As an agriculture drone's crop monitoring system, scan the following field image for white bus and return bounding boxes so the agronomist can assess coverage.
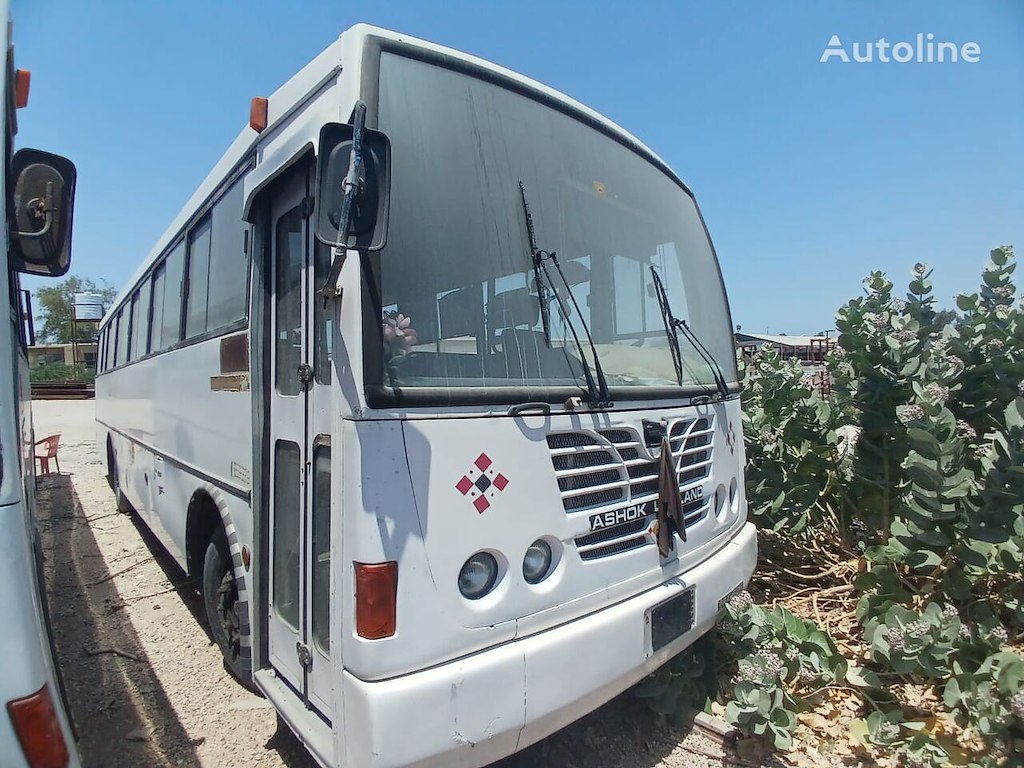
[0,2,81,766]
[95,24,756,768]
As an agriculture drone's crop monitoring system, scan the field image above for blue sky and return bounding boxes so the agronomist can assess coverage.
[14,1,1023,334]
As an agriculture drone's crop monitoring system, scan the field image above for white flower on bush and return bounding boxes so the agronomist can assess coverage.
[946,355,965,372]
[955,420,977,441]
[868,313,889,330]
[886,624,906,652]
[735,651,785,685]
[891,298,907,312]
[876,720,900,742]
[727,590,753,613]
[924,383,950,404]
[898,404,925,425]
[989,625,1009,646]
[893,329,916,343]
[973,443,996,462]
[1010,689,1024,721]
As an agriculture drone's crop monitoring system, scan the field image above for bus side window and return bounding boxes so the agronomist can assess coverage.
[160,242,185,350]
[136,278,153,358]
[127,290,142,362]
[115,308,129,367]
[185,217,213,339]
[312,441,331,653]
[149,266,165,353]
[206,177,247,331]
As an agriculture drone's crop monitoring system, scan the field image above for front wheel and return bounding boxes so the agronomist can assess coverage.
[202,527,254,690]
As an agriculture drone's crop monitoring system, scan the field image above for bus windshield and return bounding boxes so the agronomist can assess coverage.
[371,51,737,399]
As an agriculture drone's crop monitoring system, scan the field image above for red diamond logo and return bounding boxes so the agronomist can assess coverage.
[457,453,509,514]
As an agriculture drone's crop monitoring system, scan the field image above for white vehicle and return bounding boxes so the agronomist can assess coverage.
[0,2,81,766]
[95,25,756,768]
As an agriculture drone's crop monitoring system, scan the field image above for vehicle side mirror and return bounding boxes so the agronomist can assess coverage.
[315,122,390,251]
[9,148,76,276]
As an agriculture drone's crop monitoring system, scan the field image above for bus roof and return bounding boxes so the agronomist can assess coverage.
[104,24,669,322]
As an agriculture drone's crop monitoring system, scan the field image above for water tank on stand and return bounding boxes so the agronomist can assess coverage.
[73,292,104,320]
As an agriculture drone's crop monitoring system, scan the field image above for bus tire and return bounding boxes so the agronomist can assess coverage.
[109,449,131,515]
[202,526,252,688]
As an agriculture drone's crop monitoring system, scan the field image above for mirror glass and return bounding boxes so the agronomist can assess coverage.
[10,148,76,276]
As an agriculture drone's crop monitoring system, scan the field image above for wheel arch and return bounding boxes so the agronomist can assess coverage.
[185,486,254,684]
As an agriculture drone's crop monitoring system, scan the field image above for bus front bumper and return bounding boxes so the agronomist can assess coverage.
[340,521,757,768]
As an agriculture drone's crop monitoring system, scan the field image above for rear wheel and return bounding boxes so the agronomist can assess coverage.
[202,526,254,689]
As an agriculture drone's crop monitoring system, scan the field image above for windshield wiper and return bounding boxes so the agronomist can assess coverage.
[649,266,730,400]
[519,181,612,408]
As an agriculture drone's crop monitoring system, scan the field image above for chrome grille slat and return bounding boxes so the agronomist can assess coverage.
[557,469,622,492]
[548,444,616,457]
[574,516,650,547]
[559,477,630,499]
[578,535,648,561]
[564,488,625,511]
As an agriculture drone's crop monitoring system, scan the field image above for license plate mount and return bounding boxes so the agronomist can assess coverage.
[649,588,695,652]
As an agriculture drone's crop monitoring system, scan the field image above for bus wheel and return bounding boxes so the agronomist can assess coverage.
[202,527,251,687]
[109,449,131,515]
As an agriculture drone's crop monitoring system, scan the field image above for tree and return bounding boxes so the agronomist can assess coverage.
[34,276,117,344]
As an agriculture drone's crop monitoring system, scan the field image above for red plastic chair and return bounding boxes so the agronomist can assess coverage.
[34,434,61,475]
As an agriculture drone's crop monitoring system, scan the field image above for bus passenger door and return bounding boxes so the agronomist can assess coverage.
[266,162,333,719]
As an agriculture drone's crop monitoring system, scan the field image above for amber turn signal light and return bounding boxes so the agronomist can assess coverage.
[7,683,70,768]
[14,69,30,109]
[355,561,397,639]
[250,96,268,133]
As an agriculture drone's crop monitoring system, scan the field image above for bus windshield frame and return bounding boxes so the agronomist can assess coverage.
[360,41,739,408]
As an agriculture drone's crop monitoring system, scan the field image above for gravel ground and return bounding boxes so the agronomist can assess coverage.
[33,399,760,768]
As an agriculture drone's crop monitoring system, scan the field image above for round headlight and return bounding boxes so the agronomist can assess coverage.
[523,539,552,584]
[459,552,498,599]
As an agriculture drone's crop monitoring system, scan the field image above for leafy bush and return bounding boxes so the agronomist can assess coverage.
[640,246,1024,765]
[29,363,94,383]
[717,591,847,749]
[741,346,844,536]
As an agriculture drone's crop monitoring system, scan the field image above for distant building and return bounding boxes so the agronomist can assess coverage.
[28,342,97,371]
[735,332,833,366]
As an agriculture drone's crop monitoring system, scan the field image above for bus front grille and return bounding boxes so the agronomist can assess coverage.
[547,417,715,561]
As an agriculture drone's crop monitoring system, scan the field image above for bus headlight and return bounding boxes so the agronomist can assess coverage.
[523,539,552,584]
[459,552,498,599]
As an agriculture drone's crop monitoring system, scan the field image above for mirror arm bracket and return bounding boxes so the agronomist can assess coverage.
[13,181,56,240]
[320,101,368,302]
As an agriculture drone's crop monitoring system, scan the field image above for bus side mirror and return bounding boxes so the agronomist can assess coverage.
[315,122,390,251]
[9,148,76,276]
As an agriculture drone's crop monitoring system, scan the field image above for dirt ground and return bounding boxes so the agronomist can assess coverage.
[33,398,756,768]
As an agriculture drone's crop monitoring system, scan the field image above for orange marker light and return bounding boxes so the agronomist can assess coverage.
[355,561,398,639]
[7,683,70,768]
[249,96,268,133]
[14,69,30,109]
